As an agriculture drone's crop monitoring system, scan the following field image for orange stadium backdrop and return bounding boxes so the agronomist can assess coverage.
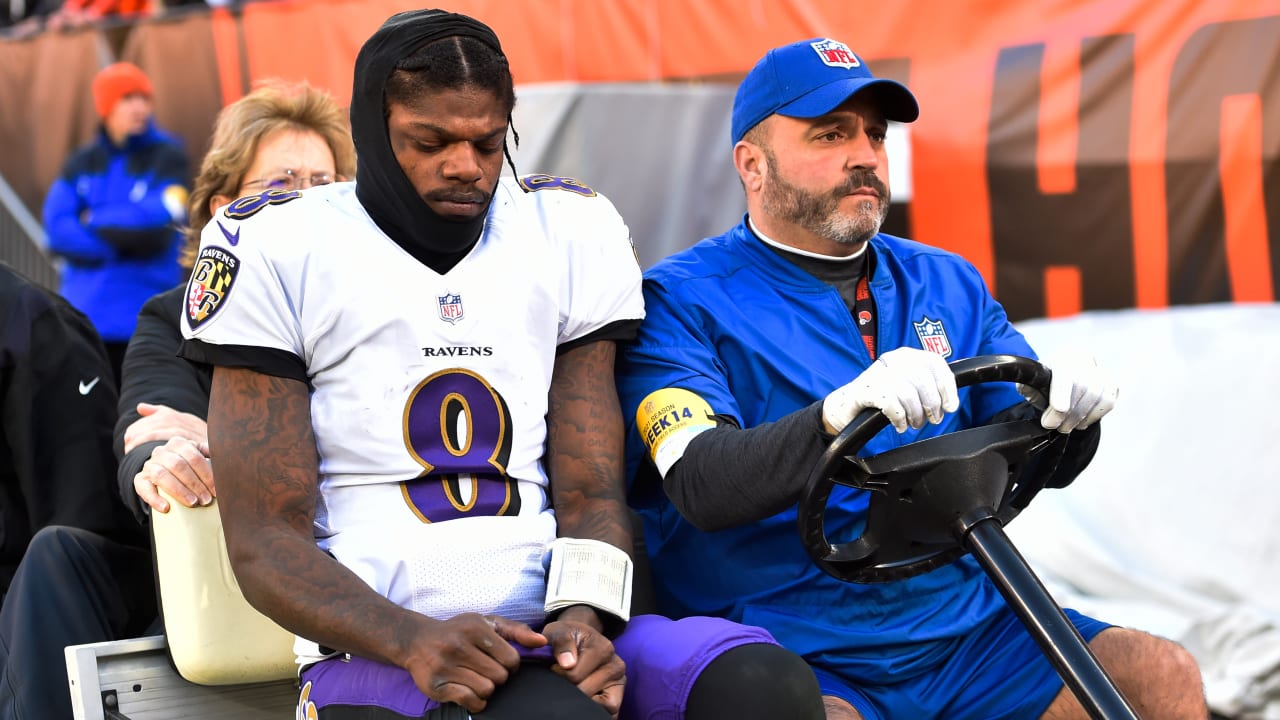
[1,0,1277,320]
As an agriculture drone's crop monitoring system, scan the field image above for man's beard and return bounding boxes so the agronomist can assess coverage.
[760,149,890,247]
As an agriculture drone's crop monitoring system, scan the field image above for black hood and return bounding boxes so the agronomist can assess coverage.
[350,9,505,273]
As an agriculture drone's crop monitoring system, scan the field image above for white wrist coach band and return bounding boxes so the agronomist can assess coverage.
[544,537,634,622]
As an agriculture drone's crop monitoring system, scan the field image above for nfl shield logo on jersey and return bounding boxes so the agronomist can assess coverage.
[913,317,953,358]
[438,293,464,324]
[810,39,861,69]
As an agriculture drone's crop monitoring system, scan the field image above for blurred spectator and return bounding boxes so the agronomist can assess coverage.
[43,0,152,30]
[0,0,62,36]
[0,262,143,599]
[41,62,188,383]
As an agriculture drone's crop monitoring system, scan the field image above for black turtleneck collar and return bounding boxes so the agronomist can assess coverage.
[350,9,505,274]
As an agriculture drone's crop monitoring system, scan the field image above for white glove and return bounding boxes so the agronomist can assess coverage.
[822,347,960,434]
[1024,352,1118,433]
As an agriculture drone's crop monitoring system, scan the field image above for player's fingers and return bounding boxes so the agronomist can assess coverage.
[592,677,626,719]
[563,652,625,713]
[544,623,584,671]
[488,615,546,652]
[461,615,522,671]
[439,643,514,699]
[546,624,616,682]
[426,673,493,715]
[558,644,624,690]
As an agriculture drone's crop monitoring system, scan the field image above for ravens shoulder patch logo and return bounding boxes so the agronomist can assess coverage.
[186,245,240,331]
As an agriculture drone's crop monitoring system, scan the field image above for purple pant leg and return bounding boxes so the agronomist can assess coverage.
[298,654,438,717]
[298,645,555,717]
[614,614,779,720]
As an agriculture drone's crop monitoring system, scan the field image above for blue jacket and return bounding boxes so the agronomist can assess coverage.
[616,218,1037,684]
[42,119,188,343]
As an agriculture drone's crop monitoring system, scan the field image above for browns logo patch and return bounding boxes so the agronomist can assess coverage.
[185,245,240,331]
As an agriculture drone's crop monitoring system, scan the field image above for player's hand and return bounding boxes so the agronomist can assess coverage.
[543,607,626,719]
[123,402,208,453]
[822,347,960,434]
[133,436,215,513]
[1023,352,1118,433]
[404,613,545,714]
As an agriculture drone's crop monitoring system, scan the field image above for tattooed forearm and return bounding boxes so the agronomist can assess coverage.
[207,366,428,668]
[545,340,632,553]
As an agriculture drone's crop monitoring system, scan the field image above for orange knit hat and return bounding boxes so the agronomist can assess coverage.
[92,62,154,118]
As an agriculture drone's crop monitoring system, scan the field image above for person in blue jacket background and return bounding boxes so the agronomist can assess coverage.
[615,37,1207,720]
[42,61,188,381]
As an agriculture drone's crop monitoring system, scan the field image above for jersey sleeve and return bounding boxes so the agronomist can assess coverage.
[548,188,645,346]
[178,195,308,380]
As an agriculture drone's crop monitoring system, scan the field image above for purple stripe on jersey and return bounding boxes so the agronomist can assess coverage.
[614,614,779,720]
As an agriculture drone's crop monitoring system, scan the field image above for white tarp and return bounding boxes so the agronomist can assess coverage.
[1012,303,1280,719]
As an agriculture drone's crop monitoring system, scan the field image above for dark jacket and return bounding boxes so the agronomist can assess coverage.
[42,119,189,343]
[114,283,212,524]
[0,263,144,593]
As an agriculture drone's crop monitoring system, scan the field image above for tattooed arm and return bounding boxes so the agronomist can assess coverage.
[541,339,631,715]
[207,366,543,714]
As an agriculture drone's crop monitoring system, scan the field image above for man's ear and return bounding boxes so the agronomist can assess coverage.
[734,140,767,194]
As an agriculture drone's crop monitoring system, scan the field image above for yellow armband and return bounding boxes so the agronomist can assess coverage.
[635,388,717,477]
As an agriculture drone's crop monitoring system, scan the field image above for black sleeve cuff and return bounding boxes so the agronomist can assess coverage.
[178,339,308,383]
[557,318,643,355]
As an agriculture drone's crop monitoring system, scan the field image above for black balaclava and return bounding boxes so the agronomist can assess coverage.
[351,9,507,273]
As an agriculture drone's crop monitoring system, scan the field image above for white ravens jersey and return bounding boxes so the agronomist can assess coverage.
[181,177,643,663]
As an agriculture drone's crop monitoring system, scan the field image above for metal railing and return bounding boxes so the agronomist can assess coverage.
[0,172,58,291]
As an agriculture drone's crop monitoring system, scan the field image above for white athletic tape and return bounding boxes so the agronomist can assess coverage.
[544,537,633,622]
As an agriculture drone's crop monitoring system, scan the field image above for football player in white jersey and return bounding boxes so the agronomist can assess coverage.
[179,9,823,720]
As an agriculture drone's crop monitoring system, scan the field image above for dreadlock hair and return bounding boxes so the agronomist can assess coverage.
[384,35,522,180]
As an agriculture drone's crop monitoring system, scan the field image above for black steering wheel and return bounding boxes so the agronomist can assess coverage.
[798,354,1083,583]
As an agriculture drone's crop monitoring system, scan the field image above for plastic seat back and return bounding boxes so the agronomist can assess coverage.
[150,493,297,685]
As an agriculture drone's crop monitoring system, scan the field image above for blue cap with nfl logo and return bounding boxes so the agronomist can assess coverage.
[731,38,919,144]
